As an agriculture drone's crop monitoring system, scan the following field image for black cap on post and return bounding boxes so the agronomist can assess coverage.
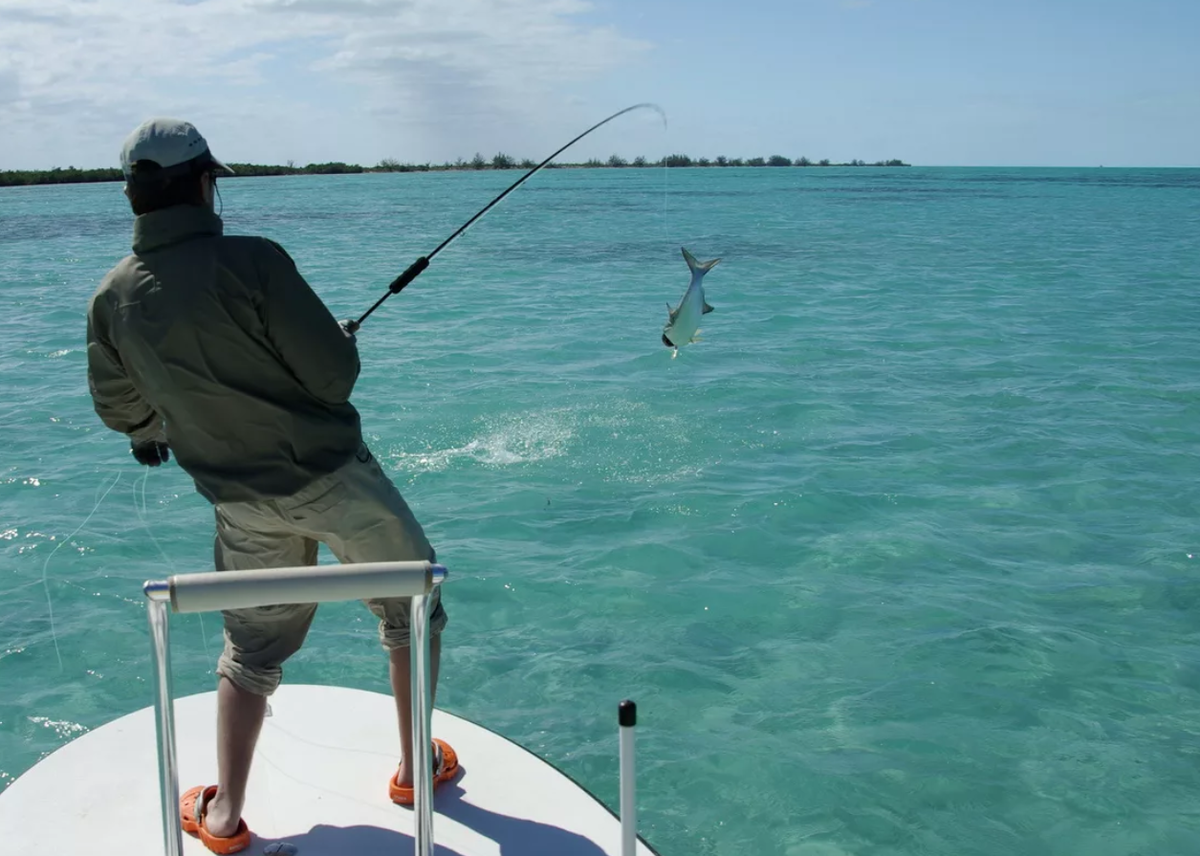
[618,699,637,728]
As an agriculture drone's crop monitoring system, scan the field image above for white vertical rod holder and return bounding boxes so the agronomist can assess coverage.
[147,588,184,856]
[619,699,637,856]
[411,593,434,856]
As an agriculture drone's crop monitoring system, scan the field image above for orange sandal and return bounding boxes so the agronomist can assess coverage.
[179,784,252,855]
[389,738,459,806]
[180,785,205,836]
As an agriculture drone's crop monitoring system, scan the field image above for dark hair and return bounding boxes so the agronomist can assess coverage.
[126,158,215,215]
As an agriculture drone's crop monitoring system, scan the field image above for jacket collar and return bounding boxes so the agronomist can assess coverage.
[132,204,223,253]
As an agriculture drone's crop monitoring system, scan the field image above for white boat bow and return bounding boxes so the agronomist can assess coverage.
[0,683,658,855]
[0,560,660,856]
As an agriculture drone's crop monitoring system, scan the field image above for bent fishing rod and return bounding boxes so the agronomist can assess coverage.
[345,102,666,334]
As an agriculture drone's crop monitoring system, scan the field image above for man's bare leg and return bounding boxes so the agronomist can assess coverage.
[203,676,268,838]
[391,635,441,787]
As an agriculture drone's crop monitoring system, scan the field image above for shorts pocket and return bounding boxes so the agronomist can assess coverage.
[284,479,347,518]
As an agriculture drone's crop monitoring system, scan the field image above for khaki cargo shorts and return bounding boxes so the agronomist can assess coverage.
[213,443,446,696]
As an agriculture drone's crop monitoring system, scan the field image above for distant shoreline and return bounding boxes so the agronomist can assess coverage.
[0,155,910,188]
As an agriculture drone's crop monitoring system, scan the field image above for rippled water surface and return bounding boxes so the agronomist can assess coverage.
[2,166,1200,855]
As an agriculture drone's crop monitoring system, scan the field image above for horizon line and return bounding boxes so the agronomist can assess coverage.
[2,162,1199,188]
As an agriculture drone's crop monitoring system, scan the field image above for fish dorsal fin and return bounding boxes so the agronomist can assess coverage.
[681,247,722,273]
[703,301,715,315]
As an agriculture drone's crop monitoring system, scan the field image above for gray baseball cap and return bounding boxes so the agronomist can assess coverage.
[120,117,235,181]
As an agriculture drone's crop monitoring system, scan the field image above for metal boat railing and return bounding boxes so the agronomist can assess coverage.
[143,560,446,856]
[142,560,640,856]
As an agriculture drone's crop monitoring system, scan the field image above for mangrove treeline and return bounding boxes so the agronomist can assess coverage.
[1,154,910,187]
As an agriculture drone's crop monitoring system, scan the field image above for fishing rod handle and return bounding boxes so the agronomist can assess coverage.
[390,256,429,294]
[348,255,429,333]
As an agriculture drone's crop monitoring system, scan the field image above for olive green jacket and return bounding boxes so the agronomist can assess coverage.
[86,204,363,503]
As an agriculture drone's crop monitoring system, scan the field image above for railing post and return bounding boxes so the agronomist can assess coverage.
[145,582,183,856]
[410,593,434,856]
[619,700,637,856]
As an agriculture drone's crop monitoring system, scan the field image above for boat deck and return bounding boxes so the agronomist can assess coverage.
[0,684,658,855]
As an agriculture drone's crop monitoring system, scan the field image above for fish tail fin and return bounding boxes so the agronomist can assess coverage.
[681,247,721,273]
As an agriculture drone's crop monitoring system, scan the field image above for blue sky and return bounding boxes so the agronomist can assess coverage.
[0,0,1197,169]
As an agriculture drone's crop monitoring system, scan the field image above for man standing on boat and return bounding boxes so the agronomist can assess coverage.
[85,118,457,853]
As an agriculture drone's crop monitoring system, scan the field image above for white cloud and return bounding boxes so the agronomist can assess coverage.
[0,0,651,167]
[0,62,19,106]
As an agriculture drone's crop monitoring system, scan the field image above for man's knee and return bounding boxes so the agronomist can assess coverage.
[216,655,282,696]
[369,594,448,650]
[218,603,317,695]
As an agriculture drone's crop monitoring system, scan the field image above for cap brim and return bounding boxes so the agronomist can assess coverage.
[210,155,236,176]
[125,149,235,182]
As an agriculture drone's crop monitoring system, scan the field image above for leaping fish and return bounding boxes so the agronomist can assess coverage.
[662,247,719,358]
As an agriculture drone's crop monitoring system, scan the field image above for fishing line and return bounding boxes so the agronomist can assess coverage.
[27,469,213,670]
[661,149,670,248]
[347,102,668,333]
[135,469,212,661]
[40,471,123,672]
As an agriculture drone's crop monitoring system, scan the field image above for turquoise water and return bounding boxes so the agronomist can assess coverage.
[3,166,1200,855]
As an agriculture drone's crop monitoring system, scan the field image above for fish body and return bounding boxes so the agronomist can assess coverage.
[662,247,719,357]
